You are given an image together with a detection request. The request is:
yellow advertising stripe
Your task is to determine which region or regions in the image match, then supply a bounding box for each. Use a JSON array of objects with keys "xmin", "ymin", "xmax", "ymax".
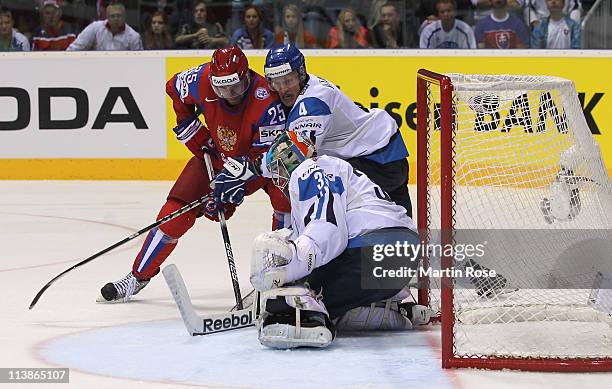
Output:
[
  {"xmin": 4, "ymin": 54, "xmax": 608, "ymax": 181},
  {"xmin": 0, "ymin": 159, "xmax": 188, "ymax": 180},
  {"xmin": 167, "ymin": 55, "xmax": 611, "ymax": 165}
]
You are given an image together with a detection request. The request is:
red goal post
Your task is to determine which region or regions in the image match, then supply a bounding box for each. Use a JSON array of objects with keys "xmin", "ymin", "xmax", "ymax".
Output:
[{"xmin": 416, "ymin": 69, "xmax": 612, "ymax": 372}]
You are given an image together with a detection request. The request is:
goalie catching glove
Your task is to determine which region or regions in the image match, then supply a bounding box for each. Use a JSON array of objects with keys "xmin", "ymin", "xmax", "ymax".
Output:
[
  {"xmin": 213, "ymin": 156, "xmax": 260, "ymax": 205},
  {"xmin": 250, "ymin": 229, "xmax": 317, "ymax": 291}
]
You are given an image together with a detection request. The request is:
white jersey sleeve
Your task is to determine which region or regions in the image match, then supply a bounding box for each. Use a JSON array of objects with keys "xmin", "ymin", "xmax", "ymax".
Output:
[
  {"xmin": 288, "ymin": 156, "xmax": 416, "ymax": 270},
  {"xmin": 286, "ymin": 75, "xmax": 406, "ymax": 162}
]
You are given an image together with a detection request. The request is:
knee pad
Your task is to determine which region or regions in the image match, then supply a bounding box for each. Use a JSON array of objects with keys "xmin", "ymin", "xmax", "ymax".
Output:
[
  {"xmin": 335, "ymin": 300, "xmax": 413, "ymax": 331},
  {"xmin": 158, "ymin": 199, "xmax": 197, "ymax": 239},
  {"xmin": 258, "ymin": 285, "xmax": 335, "ymax": 349},
  {"xmin": 335, "ymin": 297, "xmax": 434, "ymax": 331}
]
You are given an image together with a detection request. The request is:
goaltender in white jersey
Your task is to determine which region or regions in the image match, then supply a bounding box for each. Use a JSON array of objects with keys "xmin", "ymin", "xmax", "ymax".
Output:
[
  {"xmin": 287, "ymin": 155, "xmax": 415, "ymax": 262},
  {"xmin": 250, "ymin": 131, "xmax": 432, "ymax": 350},
  {"xmin": 263, "ymin": 43, "xmax": 413, "ymax": 217}
]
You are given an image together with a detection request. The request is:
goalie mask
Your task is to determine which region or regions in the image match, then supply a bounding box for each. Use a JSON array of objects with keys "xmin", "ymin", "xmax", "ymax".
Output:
[{"xmin": 266, "ymin": 131, "xmax": 316, "ymax": 197}]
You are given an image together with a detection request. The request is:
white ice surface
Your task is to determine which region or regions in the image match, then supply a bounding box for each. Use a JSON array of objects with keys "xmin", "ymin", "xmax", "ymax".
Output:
[{"xmin": 2, "ymin": 181, "xmax": 612, "ymax": 389}]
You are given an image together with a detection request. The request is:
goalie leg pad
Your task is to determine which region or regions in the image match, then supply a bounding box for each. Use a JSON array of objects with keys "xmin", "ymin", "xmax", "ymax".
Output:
[
  {"xmin": 258, "ymin": 285, "xmax": 335, "ymax": 349},
  {"xmin": 335, "ymin": 299, "xmax": 434, "ymax": 331}
]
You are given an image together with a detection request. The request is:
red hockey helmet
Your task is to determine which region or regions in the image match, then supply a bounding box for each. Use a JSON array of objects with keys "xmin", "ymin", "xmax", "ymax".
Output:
[{"xmin": 209, "ymin": 46, "xmax": 250, "ymax": 101}]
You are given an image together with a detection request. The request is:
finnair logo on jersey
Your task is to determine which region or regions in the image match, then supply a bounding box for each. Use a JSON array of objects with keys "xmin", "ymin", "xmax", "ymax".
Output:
[
  {"xmin": 211, "ymin": 73, "xmax": 240, "ymax": 86},
  {"xmin": 293, "ymin": 121, "xmax": 322, "ymax": 130},
  {"xmin": 300, "ymin": 164, "xmax": 318, "ymax": 179},
  {"xmin": 264, "ymin": 63, "xmax": 292, "ymax": 78}
]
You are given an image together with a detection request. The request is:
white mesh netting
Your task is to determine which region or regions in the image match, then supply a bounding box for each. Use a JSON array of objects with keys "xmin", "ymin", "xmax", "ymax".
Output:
[{"xmin": 420, "ymin": 73, "xmax": 612, "ymax": 362}]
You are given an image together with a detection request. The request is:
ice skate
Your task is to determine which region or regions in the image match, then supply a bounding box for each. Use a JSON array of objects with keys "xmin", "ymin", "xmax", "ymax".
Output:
[{"xmin": 97, "ymin": 272, "xmax": 149, "ymax": 303}]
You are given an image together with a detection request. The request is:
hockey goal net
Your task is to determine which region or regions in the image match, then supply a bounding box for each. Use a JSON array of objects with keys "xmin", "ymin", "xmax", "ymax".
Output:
[{"xmin": 416, "ymin": 70, "xmax": 612, "ymax": 371}]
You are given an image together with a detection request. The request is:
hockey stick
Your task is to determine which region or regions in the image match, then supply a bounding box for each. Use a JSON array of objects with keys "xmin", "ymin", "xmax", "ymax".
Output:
[
  {"xmin": 163, "ymin": 264, "xmax": 255, "ymax": 335},
  {"xmin": 203, "ymin": 151, "xmax": 244, "ymax": 310},
  {"xmin": 28, "ymin": 194, "xmax": 211, "ymax": 310}
]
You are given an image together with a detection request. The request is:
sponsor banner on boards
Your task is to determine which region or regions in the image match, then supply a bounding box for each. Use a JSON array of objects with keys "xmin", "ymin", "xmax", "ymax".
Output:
[
  {"xmin": 0, "ymin": 57, "xmax": 166, "ymax": 158},
  {"xmin": 167, "ymin": 55, "xmax": 611, "ymax": 172}
]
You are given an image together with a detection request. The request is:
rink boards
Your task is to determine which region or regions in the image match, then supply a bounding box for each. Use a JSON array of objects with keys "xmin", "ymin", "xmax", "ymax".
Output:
[{"xmin": 0, "ymin": 49, "xmax": 611, "ymax": 180}]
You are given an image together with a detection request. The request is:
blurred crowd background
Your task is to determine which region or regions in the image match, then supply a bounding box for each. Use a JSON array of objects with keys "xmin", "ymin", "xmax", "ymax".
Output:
[{"xmin": 0, "ymin": 0, "xmax": 610, "ymax": 52}]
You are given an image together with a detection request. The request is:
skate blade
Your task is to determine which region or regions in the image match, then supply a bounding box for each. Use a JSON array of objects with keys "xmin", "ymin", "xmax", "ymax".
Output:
[{"xmin": 95, "ymin": 294, "xmax": 133, "ymax": 303}]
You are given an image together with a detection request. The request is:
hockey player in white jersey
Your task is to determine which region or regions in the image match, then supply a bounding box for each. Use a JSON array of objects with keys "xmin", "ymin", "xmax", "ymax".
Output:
[
  {"xmin": 263, "ymin": 43, "xmax": 413, "ymax": 217},
  {"xmin": 250, "ymin": 131, "xmax": 432, "ymax": 349}
]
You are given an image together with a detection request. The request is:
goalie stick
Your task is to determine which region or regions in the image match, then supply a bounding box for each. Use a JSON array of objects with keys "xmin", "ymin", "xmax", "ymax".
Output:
[{"xmin": 163, "ymin": 264, "xmax": 257, "ymax": 336}]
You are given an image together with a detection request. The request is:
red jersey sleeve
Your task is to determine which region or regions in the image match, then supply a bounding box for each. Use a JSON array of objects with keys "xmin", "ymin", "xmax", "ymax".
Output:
[{"xmin": 166, "ymin": 64, "xmax": 214, "ymax": 160}]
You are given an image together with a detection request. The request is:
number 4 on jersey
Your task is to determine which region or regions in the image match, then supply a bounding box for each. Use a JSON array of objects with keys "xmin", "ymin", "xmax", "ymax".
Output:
[{"xmin": 299, "ymin": 102, "xmax": 308, "ymax": 116}]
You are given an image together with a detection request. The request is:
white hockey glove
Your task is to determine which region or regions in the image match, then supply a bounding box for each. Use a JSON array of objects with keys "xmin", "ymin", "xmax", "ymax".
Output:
[{"xmin": 250, "ymin": 231, "xmax": 314, "ymax": 291}]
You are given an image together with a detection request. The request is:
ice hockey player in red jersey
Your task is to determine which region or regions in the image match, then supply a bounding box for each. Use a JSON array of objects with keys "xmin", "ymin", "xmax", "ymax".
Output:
[{"xmin": 98, "ymin": 46, "xmax": 289, "ymax": 303}]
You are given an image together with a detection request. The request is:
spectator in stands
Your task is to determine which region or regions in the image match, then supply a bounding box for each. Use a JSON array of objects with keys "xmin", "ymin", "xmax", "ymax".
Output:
[
  {"xmin": 531, "ymin": 0, "xmax": 580, "ymax": 48},
  {"xmin": 370, "ymin": 2, "xmax": 416, "ymax": 48},
  {"xmin": 231, "ymin": 4, "xmax": 274, "ymax": 49},
  {"xmin": 367, "ymin": 0, "xmax": 386, "ymax": 30},
  {"xmin": 418, "ymin": 0, "xmax": 474, "ymax": 32},
  {"xmin": 275, "ymin": 4, "xmax": 317, "ymax": 48},
  {"xmin": 327, "ymin": 8, "xmax": 370, "ymax": 48},
  {"xmin": 474, "ymin": 0, "xmax": 530, "ymax": 48},
  {"xmin": 524, "ymin": 0, "xmax": 582, "ymax": 27},
  {"xmin": 67, "ymin": 2, "xmax": 142, "ymax": 50},
  {"xmin": 0, "ymin": 7, "xmax": 30, "ymax": 51},
  {"xmin": 143, "ymin": 11, "xmax": 173, "ymax": 50},
  {"xmin": 471, "ymin": 0, "xmax": 525, "ymax": 25},
  {"xmin": 168, "ymin": 0, "xmax": 193, "ymax": 36},
  {"xmin": 31, "ymin": 0, "xmax": 76, "ymax": 51},
  {"xmin": 175, "ymin": 1, "xmax": 227, "ymax": 49},
  {"xmin": 420, "ymin": 0, "xmax": 476, "ymax": 48}
]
